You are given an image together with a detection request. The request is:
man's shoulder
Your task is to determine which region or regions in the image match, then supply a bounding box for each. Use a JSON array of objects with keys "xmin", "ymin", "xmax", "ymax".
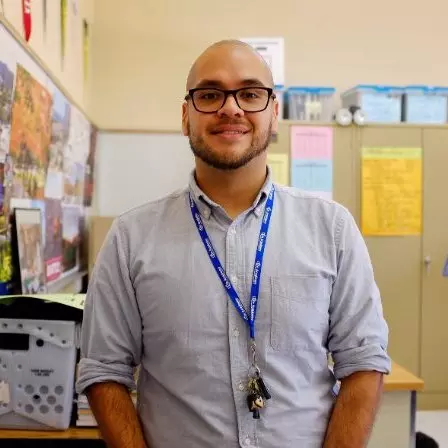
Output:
[
  {"xmin": 115, "ymin": 187, "xmax": 188, "ymax": 231},
  {"xmin": 274, "ymin": 184, "xmax": 349, "ymax": 218},
  {"xmin": 274, "ymin": 184, "xmax": 356, "ymax": 246}
]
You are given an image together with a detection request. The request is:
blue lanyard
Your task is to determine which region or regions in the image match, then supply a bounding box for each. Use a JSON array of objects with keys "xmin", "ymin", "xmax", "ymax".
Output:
[{"xmin": 189, "ymin": 185, "xmax": 275, "ymax": 339}]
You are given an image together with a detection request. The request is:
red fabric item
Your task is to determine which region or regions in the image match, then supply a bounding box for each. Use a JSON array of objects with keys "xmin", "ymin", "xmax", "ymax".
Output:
[{"xmin": 22, "ymin": 0, "xmax": 32, "ymax": 42}]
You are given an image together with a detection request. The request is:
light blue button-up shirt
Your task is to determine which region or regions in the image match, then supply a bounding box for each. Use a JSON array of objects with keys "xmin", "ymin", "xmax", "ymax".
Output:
[{"xmin": 76, "ymin": 169, "xmax": 391, "ymax": 448}]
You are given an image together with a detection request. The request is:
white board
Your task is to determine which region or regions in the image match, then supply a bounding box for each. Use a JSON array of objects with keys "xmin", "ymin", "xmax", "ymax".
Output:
[{"xmin": 95, "ymin": 132, "xmax": 194, "ymax": 216}]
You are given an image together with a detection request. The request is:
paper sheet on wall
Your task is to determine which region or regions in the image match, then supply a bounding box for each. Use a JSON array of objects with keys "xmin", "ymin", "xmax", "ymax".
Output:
[
  {"xmin": 9, "ymin": 65, "xmax": 52, "ymax": 200},
  {"xmin": 291, "ymin": 160, "xmax": 332, "ymax": 200},
  {"xmin": 290, "ymin": 126, "xmax": 333, "ymax": 199},
  {"xmin": 239, "ymin": 37, "xmax": 284, "ymax": 85},
  {"xmin": 0, "ymin": 26, "xmax": 15, "ymax": 163},
  {"xmin": 267, "ymin": 153, "xmax": 288, "ymax": 185},
  {"xmin": 361, "ymin": 147, "xmax": 422, "ymax": 236},
  {"xmin": 45, "ymin": 81, "xmax": 70, "ymax": 200}
]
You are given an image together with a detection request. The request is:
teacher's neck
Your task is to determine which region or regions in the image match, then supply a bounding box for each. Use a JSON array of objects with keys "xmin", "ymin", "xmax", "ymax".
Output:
[{"xmin": 194, "ymin": 156, "xmax": 269, "ymax": 220}]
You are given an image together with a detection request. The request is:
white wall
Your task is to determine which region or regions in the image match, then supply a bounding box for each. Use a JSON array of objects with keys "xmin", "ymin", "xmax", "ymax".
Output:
[
  {"xmin": 95, "ymin": 132, "xmax": 194, "ymax": 216},
  {"xmin": 91, "ymin": 0, "xmax": 448, "ymax": 131}
]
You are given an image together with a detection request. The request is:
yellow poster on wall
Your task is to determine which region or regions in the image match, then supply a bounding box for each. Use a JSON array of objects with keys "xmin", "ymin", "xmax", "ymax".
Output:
[
  {"xmin": 267, "ymin": 153, "xmax": 289, "ymax": 185},
  {"xmin": 361, "ymin": 147, "xmax": 422, "ymax": 236}
]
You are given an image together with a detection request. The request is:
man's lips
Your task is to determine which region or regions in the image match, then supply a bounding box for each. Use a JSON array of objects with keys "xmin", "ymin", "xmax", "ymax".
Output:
[{"xmin": 210, "ymin": 125, "xmax": 251, "ymax": 135}]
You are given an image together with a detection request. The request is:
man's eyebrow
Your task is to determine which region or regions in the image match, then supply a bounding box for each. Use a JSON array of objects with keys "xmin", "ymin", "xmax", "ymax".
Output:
[
  {"xmin": 191, "ymin": 78, "xmax": 269, "ymax": 89},
  {"xmin": 192, "ymin": 79, "xmax": 224, "ymax": 89},
  {"xmin": 239, "ymin": 78, "xmax": 268, "ymax": 87}
]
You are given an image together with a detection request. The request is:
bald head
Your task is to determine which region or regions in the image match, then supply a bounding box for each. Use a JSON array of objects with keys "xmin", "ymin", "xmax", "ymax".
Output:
[
  {"xmin": 186, "ymin": 40, "xmax": 274, "ymax": 91},
  {"xmin": 182, "ymin": 40, "xmax": 279, "ymax": 173}
]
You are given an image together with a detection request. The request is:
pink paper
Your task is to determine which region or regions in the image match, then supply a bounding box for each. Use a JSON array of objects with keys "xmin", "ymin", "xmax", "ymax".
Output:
[{"xmin": 290, "ymin": 126, "xmax": 333, "ymax": 160}]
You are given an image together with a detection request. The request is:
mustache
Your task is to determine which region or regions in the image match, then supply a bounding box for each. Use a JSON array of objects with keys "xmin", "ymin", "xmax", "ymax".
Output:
[{"xmin": 207, "ymin": 119, "xmax": 252, "ymax": 132}]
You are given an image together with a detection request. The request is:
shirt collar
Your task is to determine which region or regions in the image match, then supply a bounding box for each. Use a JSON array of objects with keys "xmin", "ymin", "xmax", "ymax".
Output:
[{"xmin": 188, "ymin": 166, "xmax": 274, "ymax": 219}]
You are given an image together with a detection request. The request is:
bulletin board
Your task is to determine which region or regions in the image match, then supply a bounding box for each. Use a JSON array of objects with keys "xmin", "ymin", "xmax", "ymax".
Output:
[{"xmin": 0, "ymin": 22, "xmax": 97, "ymax": 292}]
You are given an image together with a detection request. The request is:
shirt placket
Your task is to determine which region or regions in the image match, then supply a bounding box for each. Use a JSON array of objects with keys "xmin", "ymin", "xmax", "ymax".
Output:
[{"xmin": 226, "ymin": 219, "xmax": 259, "ymax": 448}]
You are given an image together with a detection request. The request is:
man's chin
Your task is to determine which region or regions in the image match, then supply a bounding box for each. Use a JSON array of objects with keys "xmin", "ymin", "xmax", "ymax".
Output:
[
  {"xmin": 201, "ymin": 137, "xmax": 252, "ymax": 159},
  {"xmin": 189, "ymin": 135, "xmax": 268, "ymax": 171},
  {"xmin": 196, "ymin": 154, "xmax": 250, "ymax": 171}
]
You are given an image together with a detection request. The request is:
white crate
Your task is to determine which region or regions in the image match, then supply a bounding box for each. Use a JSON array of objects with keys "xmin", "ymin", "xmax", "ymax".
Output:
[
  {"xmin": 403, "ymin": 86, "xmax": 448, "ymax": 124},
  {"xmin": 0, "ymin": 318, "xmax": 78, "ymax": 430},
  {"xmin": 341, "ymin": 85, "xmax": 403, "ymax": 123},
  {"xmin": 287, "ymin": 87, "xmax": 335, "ymax": 121}
]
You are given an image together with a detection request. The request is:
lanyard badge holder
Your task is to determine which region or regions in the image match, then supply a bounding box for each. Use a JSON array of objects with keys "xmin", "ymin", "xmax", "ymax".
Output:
[{"xmin": 189, "ymin": 186, "xmax": 275, "ymax": 419}]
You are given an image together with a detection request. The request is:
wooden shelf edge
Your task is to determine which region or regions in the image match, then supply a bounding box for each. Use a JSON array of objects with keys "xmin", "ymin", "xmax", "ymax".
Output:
[{"xmin": 0, "ymin": 427, "xmax": 101, "ymax": 439}]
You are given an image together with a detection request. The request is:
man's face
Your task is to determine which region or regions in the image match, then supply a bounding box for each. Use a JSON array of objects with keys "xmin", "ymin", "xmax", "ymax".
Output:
[{"xmin": 182, "ymin": 44, "xmax": 278, "ymax": 170}]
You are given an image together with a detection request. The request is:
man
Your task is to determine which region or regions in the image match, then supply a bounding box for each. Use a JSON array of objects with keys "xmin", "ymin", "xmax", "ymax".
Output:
[{"xmin": 76, "ymin": 40, "xmax": 391, "ymax": 448}]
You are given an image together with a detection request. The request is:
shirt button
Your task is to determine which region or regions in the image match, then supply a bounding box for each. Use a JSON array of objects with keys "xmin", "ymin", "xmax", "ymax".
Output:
[
  {"xmin": 230, "ymin": 275, "xmax": 238, "ymax": 284},
  {"xmin": 238, "ymin": 382, "xmax": 245, "ymax": 391},
  {"xmin": 233, "ymin": 328, "xmax": 240, "ymax": 337},
  {"xmin": 244, "ymin": 438, "xmax": 252, "ymax": 446}
]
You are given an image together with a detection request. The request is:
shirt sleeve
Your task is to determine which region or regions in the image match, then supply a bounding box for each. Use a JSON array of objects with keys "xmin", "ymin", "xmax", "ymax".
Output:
[
  {"xmin": 328, "ymin": 208, "xmax": 391, "ymax": 380},
  {"xmin": 75, "ymin": 217, "xmax": 142, "ymax": 395}
]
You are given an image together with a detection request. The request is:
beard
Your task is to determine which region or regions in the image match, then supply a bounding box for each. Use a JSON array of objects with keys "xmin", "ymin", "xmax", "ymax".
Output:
[{"xmin": 188, "ymin": 122, "xmax": 272, "ymax": 170}]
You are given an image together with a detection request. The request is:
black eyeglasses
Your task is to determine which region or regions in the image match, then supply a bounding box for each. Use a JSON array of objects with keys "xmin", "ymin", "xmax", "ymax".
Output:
[{"xmin": 185, "ymin": 87, "xmax": 275, "ymax": 113}]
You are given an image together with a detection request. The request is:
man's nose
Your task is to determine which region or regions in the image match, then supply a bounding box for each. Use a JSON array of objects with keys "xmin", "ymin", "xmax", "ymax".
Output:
[{"xmin": 217, "ymin": 93, "xmax": 244, "ymax": 117}]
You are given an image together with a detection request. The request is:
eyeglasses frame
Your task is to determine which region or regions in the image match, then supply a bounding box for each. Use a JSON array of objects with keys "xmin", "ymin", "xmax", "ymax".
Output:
[{"xmin": 184, "ymin": 87, "xmax": 276, "ymax": 114}]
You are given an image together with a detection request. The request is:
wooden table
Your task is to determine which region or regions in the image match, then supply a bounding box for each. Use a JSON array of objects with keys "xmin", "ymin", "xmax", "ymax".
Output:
[
  {"xmin": 0, "ymin": 361, "xmax": 424, "ymax": 446},
  {"xmin": 369, "ymin": 362, "xmax": 424, "ymax": 448},
  {"xmin": 384, "ymin": 362, "xmax": 424, "ymax": 392}
]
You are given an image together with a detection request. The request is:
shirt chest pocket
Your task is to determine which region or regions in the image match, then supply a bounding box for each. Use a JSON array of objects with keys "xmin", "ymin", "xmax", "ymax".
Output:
[{"xmin": 270, "ymin": 275, "xmax": 330, "ymax": 353}]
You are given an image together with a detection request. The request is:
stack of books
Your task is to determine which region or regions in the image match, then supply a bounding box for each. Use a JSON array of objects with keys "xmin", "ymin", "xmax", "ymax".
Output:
[{"xmin": 76, "ymin": 393, "xmax": 97, "ymax": 427}]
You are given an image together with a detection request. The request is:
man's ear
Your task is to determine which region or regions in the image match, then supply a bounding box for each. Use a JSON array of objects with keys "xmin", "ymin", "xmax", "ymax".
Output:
[
  {"xmin": 271, "ymin": 98, "xmax": 279, "ymax": 134},
  {"xmin": 182, "ymin": 102, "xmax": 189, "ymax": 136}
]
